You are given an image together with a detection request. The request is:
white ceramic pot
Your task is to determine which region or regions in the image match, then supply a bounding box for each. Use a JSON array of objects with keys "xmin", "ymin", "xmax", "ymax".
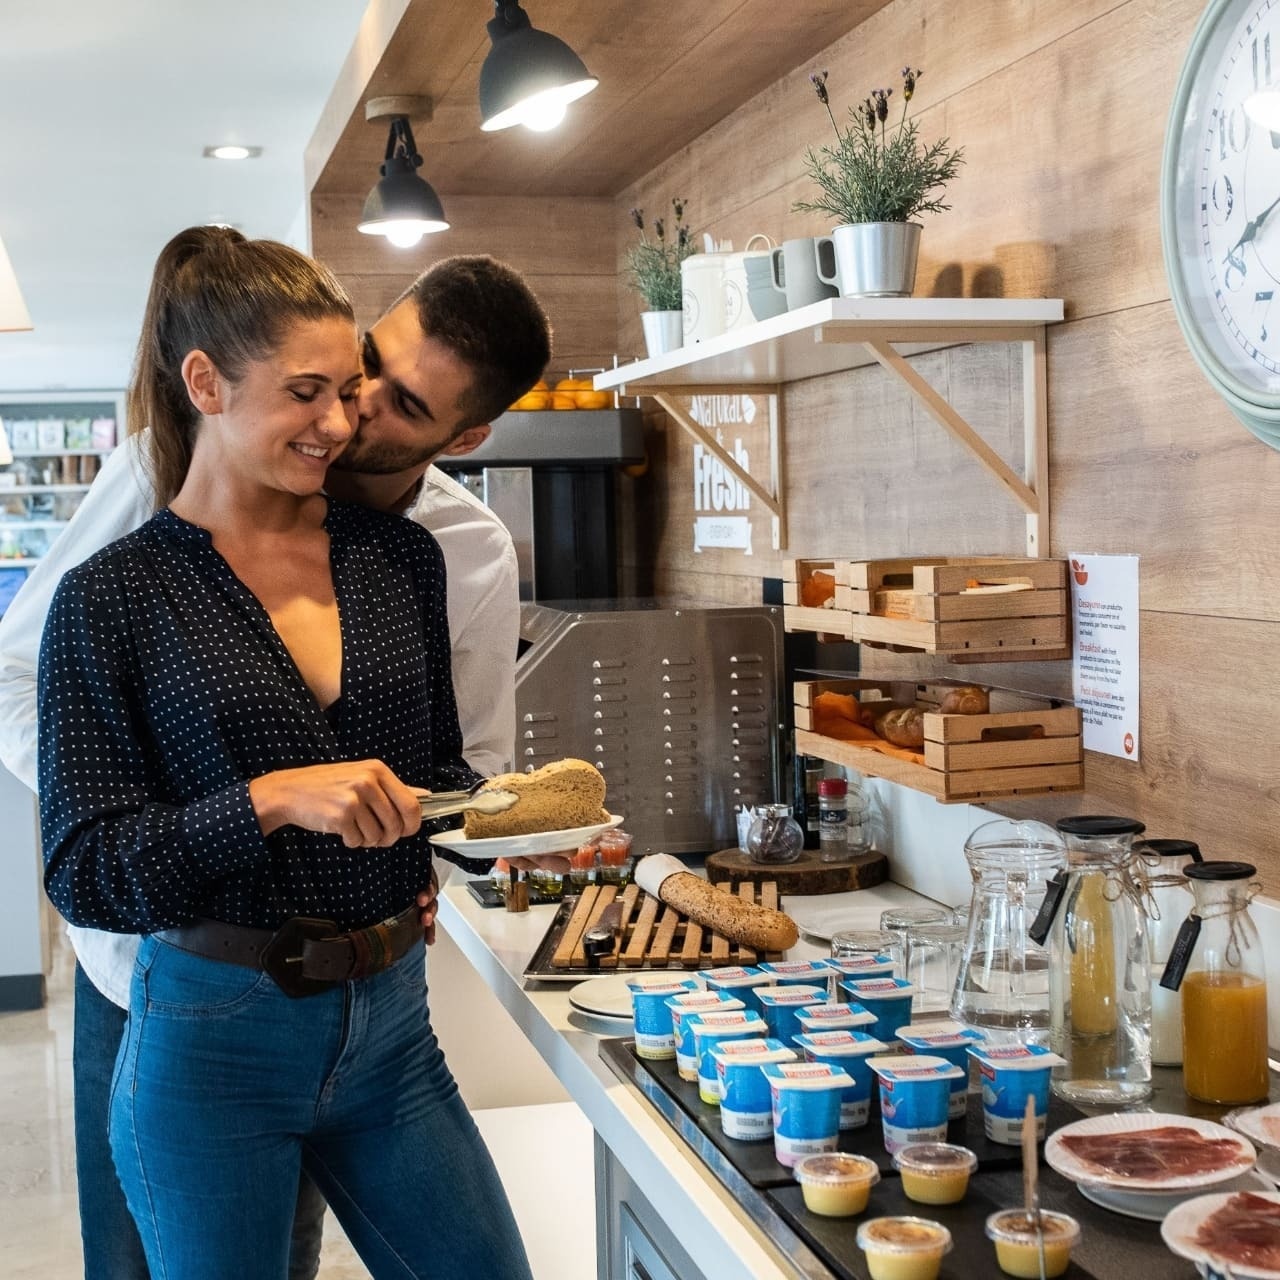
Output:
[
  {"xmin": 721, "ymin": 234, "xmax": 775, "ymax": 332},
  {"xmin": 816, "ymin": 222, "xmax": 922, "ymax": 298},
  {"xmin": 641, "ymin": 310, "xmax": 684, "ymax": 358},
  {"xmin": 681, "ymin": 255, "xmax": 726, "ymax": 343}
]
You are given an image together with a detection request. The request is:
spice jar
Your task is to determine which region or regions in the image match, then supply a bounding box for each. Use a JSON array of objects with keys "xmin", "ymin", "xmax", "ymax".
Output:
[
  {"xmin": 1138, "ymin": 838, "xmax": 1200, "ymax": 1066},
  {"xmin": 817, "ymin": 778, "xmax": 849, "ymax": 861},
  {"xmin": 1045, "ymin": 815, "xmax": 1152, "ymax": 1105},
  {"xmin": 1162, "ymin": 860, "xmax": 1269, "ymax": 1105},
  {"xmin": 745, "ymin": 803, "xmax": 803, "ymax": 864}
]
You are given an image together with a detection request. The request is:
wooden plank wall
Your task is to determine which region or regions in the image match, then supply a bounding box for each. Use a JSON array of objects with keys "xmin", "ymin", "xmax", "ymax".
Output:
[
  {"xmin": 615, "ymin": 0, "xmax": 1280, "ymax": 889},
  {"xmin": 309, "ymin": 192, "xmax": 619, "ymax": 378}
]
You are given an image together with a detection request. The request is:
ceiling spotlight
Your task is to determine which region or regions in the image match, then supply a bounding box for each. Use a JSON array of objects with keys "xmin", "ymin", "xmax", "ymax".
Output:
[
  {"xmin": 479, "ymin": 1, "xmax": 598, "ymax": 133},
  {"xmin": 203, "ymin": 145, "xmax": 262, "ymax": 161},
  {"xmin": 356, "ymin": 97, "xmax": 449, "ymax": 248}
]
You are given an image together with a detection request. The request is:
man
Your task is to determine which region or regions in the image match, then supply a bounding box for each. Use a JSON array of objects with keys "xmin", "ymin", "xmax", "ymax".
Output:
[{"xmin": 0, "ymin": 254, "xmax": 551, "ymax": 1280}]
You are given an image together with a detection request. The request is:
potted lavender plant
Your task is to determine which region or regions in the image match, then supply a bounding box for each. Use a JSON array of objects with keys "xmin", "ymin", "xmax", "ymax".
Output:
[
  {"xmin": 624, "ymin": 198, "xmax": 696, "ymax": 357},
  {"xmin": 794, "ymin": 67, "xmax": 964, "ymax": 297}
]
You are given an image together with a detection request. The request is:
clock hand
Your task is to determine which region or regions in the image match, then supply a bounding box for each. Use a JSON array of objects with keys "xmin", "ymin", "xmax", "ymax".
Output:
[{"xmin": 1225, "ymin": 191, "xmax": 1280, "ymax": 263}]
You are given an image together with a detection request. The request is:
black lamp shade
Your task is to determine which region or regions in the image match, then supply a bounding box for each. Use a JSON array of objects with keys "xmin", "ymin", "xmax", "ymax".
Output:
[
  {"xmin": 479, "ymin": 5, "xmax": 597, "ymax": 132},
  {"xmin": 357, "ymin": 165, "xmax": 448, "ymax": 232}
]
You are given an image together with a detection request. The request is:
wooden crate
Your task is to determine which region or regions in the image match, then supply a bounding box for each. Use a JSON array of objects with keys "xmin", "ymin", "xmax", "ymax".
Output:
[
  {"xmin": 547, "ymin": 881, "xmax": 786, "ymax": 972},
  {"xmin": 785, "ymin": 556, "xmax": 1070, "ymax": 662},
  {"xmin": 794, "ymin": 676, "xmax": 1083, "ymax": 804}
]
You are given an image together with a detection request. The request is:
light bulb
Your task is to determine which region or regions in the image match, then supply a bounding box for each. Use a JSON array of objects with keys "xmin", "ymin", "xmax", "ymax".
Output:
[
  {"xmin": 384, "ymin": 222, "xmax": 426, "ymax": 248},
  {"xmin": 1244, "ymin": 90, "xmax": 1280, "ymax": 133},
  {"xmin": 520, "ymin": 98, "xmax": 567, "ymax": 132}
]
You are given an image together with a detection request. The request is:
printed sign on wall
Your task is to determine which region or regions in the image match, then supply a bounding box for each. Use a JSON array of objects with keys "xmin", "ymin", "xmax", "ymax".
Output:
[
  {"xmin": 689, "ymin": 394, "xmax": 759, "ymax": 557},
  {"xmin": 1069, "ymin": 553, "xmax": 1140, "ymax": 761}
]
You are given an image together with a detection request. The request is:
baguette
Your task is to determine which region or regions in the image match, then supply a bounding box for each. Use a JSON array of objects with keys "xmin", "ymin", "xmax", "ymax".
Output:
[{"xmin": 635, "ymin": 855, "xmax": 799, "ymax": 952}]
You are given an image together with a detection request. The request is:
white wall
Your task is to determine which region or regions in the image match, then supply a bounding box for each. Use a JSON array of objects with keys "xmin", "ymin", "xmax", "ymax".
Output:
[{"xmin": 0, "ymin": 764, "xmax": 43, "ymax": 985}]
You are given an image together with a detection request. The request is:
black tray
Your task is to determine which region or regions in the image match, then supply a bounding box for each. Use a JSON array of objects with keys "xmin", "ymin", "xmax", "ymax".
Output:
[{"xmin": 465, "ymin": 881, "xmax": 565, "ymax": 909}]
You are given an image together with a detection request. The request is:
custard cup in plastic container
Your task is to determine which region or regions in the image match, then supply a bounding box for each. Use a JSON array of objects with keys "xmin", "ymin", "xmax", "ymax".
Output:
[
  {"xmin": 668, "ymin": 991, "xmax": 743, "ymax": 1081},
  {"xmin": 698, "ymin": 964, "xmax": 770, "ymax": 1014},
  {"xmin": 856, "ymin": 1216, "xmax": 952, "ymax": 1280},
  {"xmin": 755, "ymin": 985, "xmax": 829, "ymax": 1045},
  {"xmin": 823, "ymin": 953, "xmax": 898, "ymax": 984},
  {"xmin": 761, "ymin": 1061, "xmax": 853, "ymax": 1167},
  {"xmin": 793, "ymin": 1152, "xmax": 880, "ymax": 1217},
  {"xmin": 796, "ymin": 1002, "xmax": 877, "ymax": 1036},
  {"xmin": 839, "ymin": 977, "xmax": 916, "ymax": 1046},
  {"xmin": 793, "ymin": 1028, "xmax": 888, "ymax": 1129},
  {"xmin": 892, "ymin": 1142, "xmax": 977, "ymax": 1205},
  {"xmin": 985, "ymin": 1209, "xmax": 1080, "ymax": 1278},
  {"xmin": 868, "ymin": 1055, "xmax": 965, "ymax": 1154},
  {"xmin": 896, "ymin": 1021, "xmax": 984, "ymax": 1119},
  {"xmin": 758, "ymin": 958, "xmax": 833, "ymax": 987},
  {"xmin": 687, "ymin": 1009, "xmax": 768, "ymax": 1105},
  {"xmin": 627, "ymin": 977, "xmax": 700, "ymax": 1060},
  {"xmin": 968, "ymin": 1043, "xmax": 1065, "ymax": 1145},
  {"xmin": 710, "ymin": 1037, "xmax": 796, "ymax": 1141}
]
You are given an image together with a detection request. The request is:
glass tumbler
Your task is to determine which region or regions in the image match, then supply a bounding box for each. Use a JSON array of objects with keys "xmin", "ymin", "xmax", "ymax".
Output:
[
  {"xmin": 903, "ymin": 923, "xmax": 969, "ymax": 1015},
  {"xmin": 831, "ymin": 929, "xmax": 906, "ymax": 976}
]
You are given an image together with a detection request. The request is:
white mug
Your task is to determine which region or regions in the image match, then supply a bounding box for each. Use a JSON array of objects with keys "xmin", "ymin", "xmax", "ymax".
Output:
[{"xmin": 681, "ymin": 255, "xmax": 726, "ymax": 343}]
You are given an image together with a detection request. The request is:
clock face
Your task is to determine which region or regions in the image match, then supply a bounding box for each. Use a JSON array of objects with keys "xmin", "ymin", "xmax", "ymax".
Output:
[{"xmin": 1164, "ymin": 0, "xmax": 1280, "ymax": 425}]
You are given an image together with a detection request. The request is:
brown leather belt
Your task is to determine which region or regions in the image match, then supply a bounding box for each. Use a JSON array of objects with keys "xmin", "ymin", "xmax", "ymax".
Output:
[{"xmin": 154, "ymin": 905, "xmax": 422, "ymax": 999}]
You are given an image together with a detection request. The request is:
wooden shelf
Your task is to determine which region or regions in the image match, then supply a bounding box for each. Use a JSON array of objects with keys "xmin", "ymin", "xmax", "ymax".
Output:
[
  {"xmin": 0, "ymin": 484, "xmax": 92, "ymax": 494},
  {"xmin": 595, "ymin": 297, "xmax": 1063, "ymax": 555},
  {"xmin": 6, "ymin": 448, "xmax": 111, "ymax": 457},
  {"xmin": 0, "ymin": 559, "xmax": 40, "ymax": 569}
]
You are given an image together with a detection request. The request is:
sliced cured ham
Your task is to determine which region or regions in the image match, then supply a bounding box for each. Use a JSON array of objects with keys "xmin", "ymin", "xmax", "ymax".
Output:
[
  {"xmin": 1059, "ymin": 1125, "xmax": 1247, "ymax": 1181},
  {"xmin": 1194, "ymin": 1192, "xmax": 1280, "ymax": 1270}
]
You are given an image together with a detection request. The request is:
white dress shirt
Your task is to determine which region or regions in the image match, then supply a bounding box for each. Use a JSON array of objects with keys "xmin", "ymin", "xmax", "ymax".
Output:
[{"xmin": 0, "ymin": 432, "xmax": 518, "ymax": 1007}]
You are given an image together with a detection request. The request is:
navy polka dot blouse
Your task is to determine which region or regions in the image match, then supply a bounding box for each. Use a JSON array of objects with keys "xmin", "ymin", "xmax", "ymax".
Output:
[{"xmin": 37, "ymin": 500, "xmax": 483, "ymax": 934}]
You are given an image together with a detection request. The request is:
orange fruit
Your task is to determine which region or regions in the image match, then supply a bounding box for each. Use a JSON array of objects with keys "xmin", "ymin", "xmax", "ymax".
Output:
[
  {"xmin": 551, "ymin": 391, "xmax": 578, "ymax": 410},
  {"xmin": 510, "ymin": 389, "xmax": 550, "ymax": 410},
  {"xmin": 574, "ymin": 388, "xmax": 611, "ymax": 410}
]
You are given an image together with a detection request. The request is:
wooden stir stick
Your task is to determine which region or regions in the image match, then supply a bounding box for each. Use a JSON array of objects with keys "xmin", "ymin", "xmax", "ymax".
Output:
[{"xmin": 1021, "ymin": 1093, "xmax": 1046, "ymax": 1280}]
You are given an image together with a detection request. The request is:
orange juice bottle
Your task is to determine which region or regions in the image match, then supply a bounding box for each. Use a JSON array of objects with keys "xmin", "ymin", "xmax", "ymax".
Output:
[{"xmin": 1177, "ymin": 861, "xmax": 1269, "ymax": 1106}]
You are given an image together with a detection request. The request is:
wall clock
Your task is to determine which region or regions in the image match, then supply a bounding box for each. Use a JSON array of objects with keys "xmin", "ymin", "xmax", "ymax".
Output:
[{"xmin": 1162, "ymin": 0, "xmax": 1280, "ymax": 448}]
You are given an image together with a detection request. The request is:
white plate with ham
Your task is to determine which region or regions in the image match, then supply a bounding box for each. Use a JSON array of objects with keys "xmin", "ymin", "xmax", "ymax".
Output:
[
  {"xmin": 1227, "ymin": 1103, "xmax": 1280, "ymax": 1153},
  {"xmin": 429, "ymin": 814, "xmax": 623, "ymax": 859},
  {"xmin": 1161, "ymin": 1188, "xmax": 1280, "ymax": 1278},
  {"xmin": 1045, "ymin": 1112, "xmax": 1257, "ymax": 1193}
]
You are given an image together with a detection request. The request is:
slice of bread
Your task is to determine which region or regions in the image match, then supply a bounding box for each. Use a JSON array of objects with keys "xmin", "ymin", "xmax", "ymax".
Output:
[{"xmin": 463, "ymin": 758, "xmax": 609, "ymax": 839}]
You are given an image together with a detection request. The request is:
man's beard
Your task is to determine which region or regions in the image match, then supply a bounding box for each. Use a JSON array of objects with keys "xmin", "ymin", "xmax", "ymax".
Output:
[{"xmin": 328, "ymin": 427, "xmax": 435, "ymax": 475}]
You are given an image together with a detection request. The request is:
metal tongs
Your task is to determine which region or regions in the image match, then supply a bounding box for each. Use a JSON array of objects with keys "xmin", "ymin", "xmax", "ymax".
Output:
[{"xmin": 417, "ymin": 780, "xmax": 519, "ymax": 822}]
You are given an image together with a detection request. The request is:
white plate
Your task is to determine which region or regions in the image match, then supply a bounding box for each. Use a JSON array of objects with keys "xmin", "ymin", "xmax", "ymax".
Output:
[
  {"xmin": 1227, "ymin": 1103, "xmax": 1280, "ymax": 1152},
  {"xmin": 786, "ymin": 903, "xmax": 868, "ymax": 942},
  {"xmin": 1079, "ymin": 1169, "xmax": 1272, "ymax": 1222},
  {"xmin": 1045, "ymin": 1111, "xmax": 1257, "ymax": 1192},
  {"xmin": 429, "ymin": 814, "xmax": 623, "ymax": 859},
  {"xmin": 1161, "ymin": 1188, "xmax": 1280, "ymax": 1278},
  {"xmin": 565, "ymin": 972, "xmax": 664, "ymax": 1020}
]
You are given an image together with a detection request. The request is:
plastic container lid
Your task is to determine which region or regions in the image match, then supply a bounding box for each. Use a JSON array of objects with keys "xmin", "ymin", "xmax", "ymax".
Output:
[
  {"xmin": 893, "ymin": 1143, "xmax": 978, "ymax": 1177},
  {"xmin": 1054, "ymin": 814, "xmax": 1145, "ymax": 837},
  {"xmin": 794, "ymin": 1152, "xmax": 880, "ymax": 1188},
  {"xmin": 1184, "ymin": 859, "xmax": 1257, "ymax": 881},
  {"xmin": 985, "ymin": 1209, "xmax": 1080, "ymax": 1247},
  {"xmin": 856, "ymin": 1216, "xmax": 953, "ymax": 1256},
  {"xmin": 818, "ymin": 777, "xmax": 847, "ymax": 797},
  {"xmin": 1137, "ymin": 838, "xmax": 1203, "ymax": 862}
]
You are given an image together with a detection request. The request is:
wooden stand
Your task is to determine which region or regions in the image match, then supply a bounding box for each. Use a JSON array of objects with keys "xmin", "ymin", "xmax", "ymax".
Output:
[{"xmin": 706, "ymin": 848, "xmax": 888, "ymax": 895}]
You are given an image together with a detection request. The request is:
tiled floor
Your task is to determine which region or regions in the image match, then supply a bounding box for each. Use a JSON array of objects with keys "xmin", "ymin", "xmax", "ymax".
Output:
[{"xmin": 0, "ymin": 934, "xmax": 594, "ymax": 1279}]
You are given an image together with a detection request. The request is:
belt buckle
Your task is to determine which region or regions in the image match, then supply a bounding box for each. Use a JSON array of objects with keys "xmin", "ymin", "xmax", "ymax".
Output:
[{"xmin": 260, "ymin": 916, "xmax": 342, "ymax": 999}]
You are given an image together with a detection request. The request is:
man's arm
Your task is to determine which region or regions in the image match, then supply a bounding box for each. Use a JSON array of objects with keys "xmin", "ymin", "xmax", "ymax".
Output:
[{"xmin": 0, "ymin": 436, "xmax": 156, "ymax": 790}]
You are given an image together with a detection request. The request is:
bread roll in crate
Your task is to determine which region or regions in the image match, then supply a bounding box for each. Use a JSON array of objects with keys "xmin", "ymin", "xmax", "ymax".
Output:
[
  {"xmin": 793, "ymin": 676, "xmax": 1083, "ymax": 804},
  {"xmin": 785, "ymin": 556, "xmax": 1070, "ymax": 664}
]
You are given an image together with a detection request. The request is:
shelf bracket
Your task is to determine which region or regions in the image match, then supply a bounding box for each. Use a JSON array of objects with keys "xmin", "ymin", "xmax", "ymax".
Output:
[
  {"xmin": 650, "ymin": 389, "xmax": 788, "ymax": 551},
  {"xmin": 814, "ymin": 327, "xmax": 1050, "ymax": 557}
]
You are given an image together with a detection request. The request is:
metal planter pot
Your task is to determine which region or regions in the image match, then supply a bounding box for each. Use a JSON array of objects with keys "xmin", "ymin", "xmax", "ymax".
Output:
[{"xmin": 829, "ymin": 221, "xmax": 922, "ymax": 298}]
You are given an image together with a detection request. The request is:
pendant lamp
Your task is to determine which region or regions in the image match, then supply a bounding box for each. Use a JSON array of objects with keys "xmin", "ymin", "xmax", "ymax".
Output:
[
  {"xmin": 356, "ymin": 98, "xmax": 449, "ymax": 248},
  {"xmin": 0, "ymin": 231, "xmax": 33, "ymax": 333},
  {"xmin": 479, "ymin": 1, "xmax": 598, "ymax": 133}
]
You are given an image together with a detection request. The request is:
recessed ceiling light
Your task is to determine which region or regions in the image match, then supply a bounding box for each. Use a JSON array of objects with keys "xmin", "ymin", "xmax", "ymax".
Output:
[{"xmin": 203, "ymin": 145, "xmax": 263, "ymax": 161}]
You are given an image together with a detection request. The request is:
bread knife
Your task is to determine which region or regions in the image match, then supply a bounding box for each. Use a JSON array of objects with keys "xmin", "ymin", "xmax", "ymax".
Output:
[
  {"xmin": 417, "ymin": 787, "xmax": 519, "ymax": 821},
  {"xmin": 582, "ymin": 900, "xmax": 626, "ymax": 969}
]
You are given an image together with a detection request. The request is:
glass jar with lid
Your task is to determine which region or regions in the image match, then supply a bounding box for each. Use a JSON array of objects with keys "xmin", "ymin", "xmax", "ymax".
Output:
[
  {"xmin": 1047, "ymin": 815, "xmax": 1152, "ymax": 1105},
  {"xmin": 1171, "ymin": 860, "xmax": 1269, "ymax": 1105},
  {"xmin": 1137, "ymin": 838, "xmax": 1201, "ymax": 1066},
  {"xmin": 745, "ymin": 803, "xmax": 804, "ymax": 864}
]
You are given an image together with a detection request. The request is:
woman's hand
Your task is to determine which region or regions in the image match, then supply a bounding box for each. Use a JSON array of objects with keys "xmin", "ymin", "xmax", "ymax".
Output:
[{"xmin": 249, "ymin": 760, "xmax": 423, "ymax": 848}]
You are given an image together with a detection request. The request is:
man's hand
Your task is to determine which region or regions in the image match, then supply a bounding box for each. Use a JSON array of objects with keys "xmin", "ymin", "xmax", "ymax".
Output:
[
  {"xmin": 416, "ymin": 866, "xmax": 440, "ymax": 946},
  {"xmin": 503, "ymin": 854, "xmax": 572, "ymax": 875}
]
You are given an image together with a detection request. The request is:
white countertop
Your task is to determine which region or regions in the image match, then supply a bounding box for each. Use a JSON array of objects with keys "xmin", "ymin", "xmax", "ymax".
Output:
[{"xmin": 438, "ymin": 877, "xmax": 935, "ymax": 1280}]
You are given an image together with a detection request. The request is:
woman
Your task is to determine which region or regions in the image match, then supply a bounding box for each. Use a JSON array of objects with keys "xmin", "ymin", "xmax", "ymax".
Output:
[{"xmin": 37, "ymin": 226, "xmax": 535, "ymax": 1280}]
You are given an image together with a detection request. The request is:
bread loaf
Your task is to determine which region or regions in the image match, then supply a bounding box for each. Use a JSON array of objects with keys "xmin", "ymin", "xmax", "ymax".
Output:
[
  {"xmin": 938, "ymin": 684, "xmax": 989, "ymax": 715},
  {"xmin": 462, "ymin": 758, "xmax": 608, "ymax": 839},
  {"xmin": 875, "ymin": 706, "xmax": 925, "ymax": 749},
  {"xmin": 635, "ymin": 855, "xmax": 799, "ymax": 951}
]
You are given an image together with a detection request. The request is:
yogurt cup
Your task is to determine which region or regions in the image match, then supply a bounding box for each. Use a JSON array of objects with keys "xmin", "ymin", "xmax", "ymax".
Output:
[
  {"xmin": 793, "ymin": 1152, "xmax": 880, "ymax": 1217},
  {"xmin": 698, "ymin": 964, "xmax": 770, "ymax": 1013},
  {"xmin": 893, "ymin": 1143, "xmax": 977, "ymax": 1205},
  {"xmin": 755, "ymin": 985, "xmax": 829, "ymax": 1045},
  {"xmin": 710, "ymin": 1037, "xmax": 796, "ymax": 1141},
  {"xmin": 762, "ymin": 1061, "xmax": 854, "ymax": 1167},
  {"xmin": 896, "ymin": 1021, "xmax": 984, "ymax": 1119},
  {"xmin": 857, "ymin": 1216, "xmax": 952, "ymax": 1280},
  {"xmin": 668, "ymin": 992, "xmax": 744, "ymax": 1080},
  {"xmin": 968, "ymin": 1044, "xmax": 1065, "ymax": 1145},
  {"xmin": 839, "ymin": 978, "xmax": 915, "ymax": 1046},
  {"xmin": 794, "ymin": 1029, "xmax": 888, "ymax": 1129},
  {"xmin": 687, "ymin": 1009, "xmax": 768, "ymax": 1105},
  {"xmin": 986, "ymin": 1209, "xmax": 1080, "ymax": 1278},
  {"xmin": 759, "ymin": 959, "xmax": 832, "ymax": 987},
  {"xmin": 627, "ymin": 978, "xmax": 701, "ymax": 1059},
  {"xmin": 796, "ymin": 1003, "xmax": 877, "ymax": 1036},
  {"xmin": 823, "ymin": 954, "xmax": 897, "ymax": 984},
  {"xmin": 868, "ymin": 1055, "xmax": 964, "ymax": 1154}
]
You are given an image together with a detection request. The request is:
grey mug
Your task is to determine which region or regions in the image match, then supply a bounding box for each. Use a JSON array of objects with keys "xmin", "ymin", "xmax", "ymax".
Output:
[{"xmin": 769, "ymin": 237, "xmax": 839, "ymax": 310}]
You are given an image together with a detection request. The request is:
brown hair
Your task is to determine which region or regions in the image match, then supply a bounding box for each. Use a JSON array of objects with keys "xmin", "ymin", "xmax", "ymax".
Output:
[
  {"xmin": 399, "ymin": 255, "xmax": 551, "ymax": 430},
  {"xmin": 127, "ymin": 225, "xmax": 354, "ymax": 504}
]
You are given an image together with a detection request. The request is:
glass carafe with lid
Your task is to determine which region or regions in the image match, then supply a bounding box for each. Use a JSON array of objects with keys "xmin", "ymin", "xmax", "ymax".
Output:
[
  {"xmin": 951, "ymin": 818, "xmax": 1066, "ymax": 1045},
  {"xmin": 1047, "ymin": 815, "xmax": 1152, "ymax": 1105},
  {"xmin": 1138, "ymin": 839, "xmax": 1201, "ymax": 1066},
  {"xmin": 1166, "ymin": 861, "xmax": 1269, "ymax": 1105}
]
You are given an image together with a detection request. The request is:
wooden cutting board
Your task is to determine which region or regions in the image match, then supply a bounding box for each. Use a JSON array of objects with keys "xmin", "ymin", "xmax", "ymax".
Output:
[{"xmin": 705, "ymin": 847, "xmax": 888, "ymax": 895}]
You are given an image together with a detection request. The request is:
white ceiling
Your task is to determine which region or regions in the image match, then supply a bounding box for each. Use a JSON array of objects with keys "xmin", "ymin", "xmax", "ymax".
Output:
[{"xmin": 0, "ymin": 0, "xmax": 368, "ymax": 393}]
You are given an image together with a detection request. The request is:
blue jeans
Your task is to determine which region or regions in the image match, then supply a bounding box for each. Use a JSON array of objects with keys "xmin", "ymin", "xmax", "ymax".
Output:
[
  {"xmin": 110, "ymin": 937, "xmax": 532, "ymax": 1280},
  {"xmin": 73, "ymin": 963, "xmax": 328, "ymax": 1280}
]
